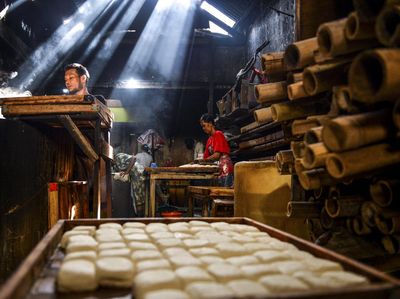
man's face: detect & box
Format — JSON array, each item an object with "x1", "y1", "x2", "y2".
[
  {"x1": 64, "y1": 69, "x2": 85, "y2": 94},
  {"x1": 200, "y1": 120, "x2": 213, "y2": 135}
]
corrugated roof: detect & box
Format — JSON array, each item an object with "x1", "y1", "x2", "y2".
[{"x1": 206, "y1": 0, "x2": 258, "y2": 25}]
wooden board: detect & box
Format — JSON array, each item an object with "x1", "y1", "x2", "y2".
[
  {"x1": 146, "y1": 166, "x2": 219, "y2": 174},
  {"x1": 0, "y1": 217, "x2": 398, "y2": 299}
]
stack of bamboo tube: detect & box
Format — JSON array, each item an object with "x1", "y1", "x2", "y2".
[{"x1": 276, "y1": 0, "x2": 400, "y2": 259}]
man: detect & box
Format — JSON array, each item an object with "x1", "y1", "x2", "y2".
[{"x1": 64, "y1": 63, "x2": 90, "y2": 95}]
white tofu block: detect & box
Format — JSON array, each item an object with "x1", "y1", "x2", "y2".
[
  {"x1": 145, "y1": 223, "x2": 169, "y2": 233},
  {"x1": 136, "y1": 258, "x2": 171, "y2": 272},
  {"x1": 185, "y1": 282, "x2": 235, "y2": 299},
  {"x1": 174, "y1": 232, "x2": 194, "y2": 239},
  {"x1": 150, "y1": 231, "x2": 175, "y2": 240},
  {"x1": 128, "y1": 241, "x2": 157, "y2": 251},
  {"x1": 99, "y1": 222, "x2": 122, "y2": 231},
  {"x1": 198, "y1": 256, "x2": 225, "y2": 265},
  {"x1": 226, "y1": 279, "x2": 269, "y2": 297},
  {"x1": 99, "y1": 248, "x2": 131, "y2": 258},
  {"x1": 226, "y1": 255, "x2": 259, "y2": 266},
  {"x1": 124, "y1": 233, "x2": 151, "y2": 242},
  {"x1": 98, "y1": 242, "x2": 127, "y2": 251},
  {"x1": 207, "y1": 263, "x2": 243, "y2": 282},
  {"x1": 131, "y1": 250, "x2": 163, "y2": 262},
  {"x1": 243, "y1": 242, "x2": 274, "y2": 253},
  {"x1": 144, "y1": 289, "x2": 190, "y2": 299},
  {"x1": 72, "y1": 225, "x2": 96, "y2": 235},
  {"x1": 230, "y1": 224, "x2": 260, "y2": 232},
  {"x1": 123, "y1": 222, "x2": 146, "y2": 229},
  {"x1": 253, "y1": 250, "x2": 291, "y2": 263},
  {"x1": 134, "y1": 270, "x2": 181, "y2": 299},
  {"x1": 169, "y1": 255, "x2": 202, "y2": 268},
  {"x1": 175, "y1": 266, "x2": 214, "y2": 286},
  {"x1": 231, "y1": 235, "x2": 256, "y2": 243},
  {"x1": 271, "y1": 260, "x2": 307, "y2": 275},
  {"x1": 189, "y1": 220, "x2": 210, "y2": 226},
  {"x1": 155, "y1": 238, "x2": 184, "y2": 249},
  {"x1": 63, "y1": 251, "x2": 97, "y2": 262},
  {"x1": 240, "y1": 264, "x2": 280, "y2": 279},
  {"x1": 122, "y1": 228, "x2": 146, "y2": 235},
  {"x1": 183, "y1": 239, "x2": 210, "y2": 248},
  {"x1": 302, "y1": 257, "x2": 343, "y2": 272},
  {"x1": 96, "y1": 257, "x2": 135, "y2": 288},
  {"x1": 244, "y1": 231, "x2": 270, "y2": 238},
  {"x1": 189, "y1": 247, "x2": 220, "y2": 257},
  {"x1": 163, "y1": 247, "x2": 193, "y2": 258},
  {"x1": 57, "y1": 259, "x2": 97, "y2": 292},
  {"x1": 60, "y1": 231, "x2": 91, "y2": 249},
  {"x1": 322, "y1": 271, "x2": 369, "y2": 286},
  {"x1": 96, "y1": 233, "x2": 124, "y2": 243},
  {"x1": 215, "y1": 242, "x2": 248, "y2": 257},
  {"x1": 259, "y1": 274, "x2": 309, "y2": 293},
  {"x1": 66, "y1": 237, "x2": 98, "y2": 254}
]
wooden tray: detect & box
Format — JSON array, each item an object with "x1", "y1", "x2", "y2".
[{"x1": 1, "y1": 217, "x2": 399, "y2": 299}]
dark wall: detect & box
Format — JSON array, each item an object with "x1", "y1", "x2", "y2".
[
  {"x1": 0, "y1": 120, "x2": 56, "y2": 282},
  {"x1": 247, "y1": 0, "x2": 295, "y2": 61}
]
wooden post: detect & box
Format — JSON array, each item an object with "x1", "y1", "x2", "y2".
[
  {"x1": 326, "y1": 143, "x2": 400, "y2": 179},
  {"x1": 349, "y1": 49, "x2": 400, "y2": 102},
  {"x1": 321, "y1": 109, "x2": 394, "y2": 152},
  {"x1": 303, "y1": 60, "x2": 351, "y2": 96},
  {"x1": 284, "y1": 37, "x2": 318, "y2": 70}
]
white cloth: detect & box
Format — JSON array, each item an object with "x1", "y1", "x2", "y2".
[{"x1": 135, "y1": 152, "x2": 153, "y2": 168}]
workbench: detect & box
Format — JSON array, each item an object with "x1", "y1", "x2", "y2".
[
  {"x1": 145, "y1": 166, "x2": 219, "y2": 217},
  {"x1": 1, "y1": 94, "x2": 113, "y2": 219}
]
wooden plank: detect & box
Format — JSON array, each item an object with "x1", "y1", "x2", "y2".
[
  {"x1": 47, "y1": 183, "x2": 59, "y2": 230},
  {"x1": 58, "y1": 115, "x2": 98, "y2": 162},
  {"x1": 0, "y1": 94, "x2": 88, "y2": 105},
  {"x1": 2, "y1": 104, "x2": 100, "y2": 116},
  {"x1": 239, "y1": 130, "x2": 284, "y2": 149}
]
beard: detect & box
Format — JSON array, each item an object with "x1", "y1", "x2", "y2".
[{"x1": 68, "y1": 81, "x2": 84, "y2": 94}]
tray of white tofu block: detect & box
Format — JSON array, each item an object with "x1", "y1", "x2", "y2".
[{"x1": 1, "y1": 217, "x2": 399, "y2": 299}]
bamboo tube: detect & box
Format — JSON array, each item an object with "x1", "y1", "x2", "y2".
[
  {"x1": 349, "y1": 49, "x2": 400, "y2": 102},
  {"x1": 381, "y1": 235, "x2": 400, "y2": 254},
  {"x1": 284, "y1": 37, "x2": 318, "y2": 70},
  {"x1": 240, "y1": 121, "x2": 260, "y2": 134},
  {"x1": 322, "y1": 109, "x2": 394, "y2": 152},
  {"x1": 291, "y1": 142, "x2": 306, "y2": 159},
  {"x1": 255, "y1": 81, "x2": 288, "y2": 104},
  {"x1": 325, "y1": 195, "x2": 364, "y2": 218},
  {"x1": 326, "y1": 143, "x2": 400, "y2": 179},
  {"x1": 376, "y1": 4, "x2": 400, "y2": 47},
  {"x1": 287, "y1": 72, "x2": 303, "y2": 84},
  {"x1": 361, "y1": 201, "x2": 380, "y2": 227},
  {"x1": 370, "y1": 179, "x2": 400, "y2": 207},
  {"x1": 353, "y1": 0, "x2": 386, "y2": 20},
  {"x1": 332, "y1": 85, "x2": 359, "y2": 114},
  {"x1": 345, "y1": 11, "x2": 377, "y2": 40},
  {"x1": 394, "y1": 99, "x2": 400, "y2": 130},
  {"x1": 276, "y1": 150, "x2": 295, "y2": 174},
  {"x1": 304, "y1": 126, "x2": 323, "y2": 145},
  {"x1": 317, "y1": 18, "x2": 379, "y2": 58},
  {"x1": 295, "y1": 160, "x2": 338, "y2": 190},
  {"x1": 314, "y1": 186, "x2": 329, "y2": 200},
  {"x1": 261, "y1": 52, "x2": 285, "y2": 77},
  {"x1": 292, "y1": 119, "x2": 321, "y2": 136},
  {"x1": 286, "y1": 201, "x2": 321, "y2": 218},
  {"x1": 253, "y1": 107, "x2": 272, "y2": 123},
  {"x1": 303, "y1": 60, "x2": 350, "y2": 96},
  {"x1": 352, "y1": 218, "x2": 373, "y2": 235},
  {"x1": 320, "y1": 208, "x2": 345, "y2": 230},
  {"x1": 270, "y1": 98, "x2": 330, "y2": 122},
  {"x1": 375, "y1": 211, "x2": 400, "y2": 234},
  {"x1": 303, "y1": 142, "x2": 330, "y2": 169},
  {"x1": 287, "y1": 81, "x2": 308, "y2": 100}
]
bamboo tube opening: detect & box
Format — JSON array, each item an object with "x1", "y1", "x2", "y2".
[
  {"x1": 370, "y1": 180, "x2": 392, "y2": 207},
  {"x1": 284, "y1": 45, "x2": 300, "y2": 69},
  {"x1": 303, "y1": 147, "x2": 315, "y2": 167},
  {"x1": 335, "y1": 87, "x2": 352, "y2": 110},
  {"x1": 376, "y1": 8, "x2": 400, "y2": 46},
  {"x1": 304, "y1": 128, "x2": 321, "y2": 145},
  {"x1": 317, "y1": 28, "x2": 332, "y2": 56},
  {"x1": 353, "y1": 218, "x2": 372, "y2": 235},
  {"x1": 361, "y1": 201, "x2": 379, "y2": 227},
  {"x1": 375, "y1": 213, "x2": 393, "y2": 234},
  {"x1": 345, "y1": 13, "x2": 359, "y2": 40},
  {"x1": 302, "y1": 70, "x2": 317, "y2": 95},
  {"x1": 326, "y1": 155, "x2": 345, "y2": 178},
  {"x1": 328, "y1": 187, "x2": 340, "y2": 200},
  {"x1": 325, "y1": 199, "x2": 340, "y2": 218},
  {"x1": 353, "y1": 0, "x2": 386, "y2": 19},
  {"x1": 350, "y1": 53, "x2": 384, "y2": 97}
]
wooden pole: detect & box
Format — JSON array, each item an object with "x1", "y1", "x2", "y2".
[
  {"x1": 326, "y1": 143, "x2": 400, "y2": 179},
  {"x1": 303, "y1": 142, "x2": 330, "y2": 169},
  {"x1": 325, "y1": 195, "x2": 365, "y2": 218},
  {"x1": 349, "y1": 49, "x2": 400, "y2": 102},
  {"x1": 304, "y1": 126, "x2": 323, "y2": 145},
  {"x1": 286, "y1": 201, "x2": 322, "y2": 218},
  {"x1": 271, "y1": 98, "x2": 330, "y2": 122},
  {"x1": 253, "y1": 107, "x2": 272, "y2": 123},
  {"x1": 284, "y1": 37, "x2": 318, "y2": 70},
  {"x1": 317, "y1": 18, "x2": 379, "y2": 58},
  {"x1": 303, "y1": 60, "x2": 350, "y2": 96},
  {"x1": 287, "y1": 81, "x2": 308, "y2": 100},
  {"x1": 255, "y1": 81, "x2": 288, "y2": 104},
  {"x1": 370, "y1": 179, "x2": 400, "y2": 207},
  {"x1": 322, "y1": 109, "x2": 394, "y2": 152},
  {"x1": 345, "y1": 11, "x2": 376, "y2": 40},
  {"x1": 376, "y1": 4, "x2": 400, "y2": 47}
]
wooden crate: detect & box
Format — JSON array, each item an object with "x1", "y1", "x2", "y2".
[{"x1": 0, "y1": 218, "x2": 399, "y2": 299}]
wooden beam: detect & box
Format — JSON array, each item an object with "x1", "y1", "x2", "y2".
[{"x1": 58, "y1": 115, "x2": 99, "y2": 162}]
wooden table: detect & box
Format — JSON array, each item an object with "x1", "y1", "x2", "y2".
[
  {"x1": 145, "y1": 167, "x2": 219, "y2": 217},
  {"x1": 186, "y1": 186, "x2": 234, "y2": 217}
]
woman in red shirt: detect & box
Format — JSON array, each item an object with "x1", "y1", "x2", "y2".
[{"x1": 199, "y1": 114, "x2": 234, "y2": 187}]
